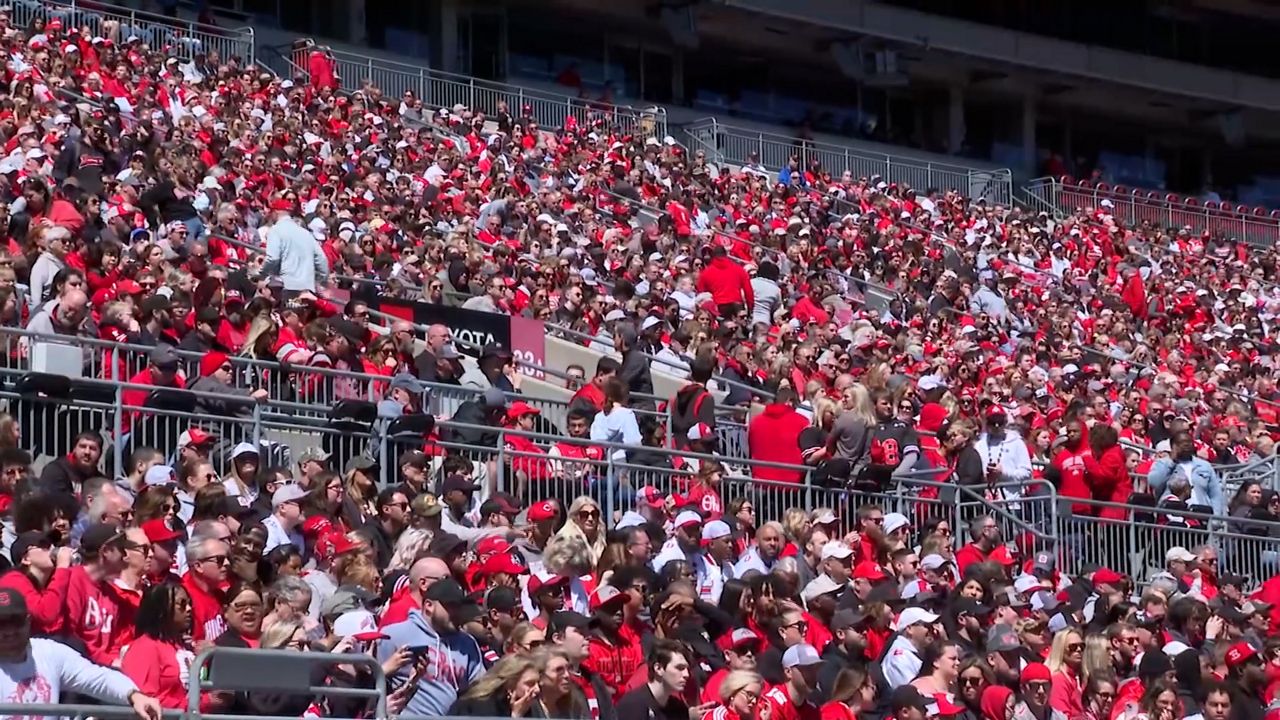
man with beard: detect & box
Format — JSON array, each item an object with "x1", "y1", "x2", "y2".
[
  {"x1": 134, "y1": 295, "x2": 178, "y2": 347},
  {"x1": 1224, "y1": 644, "x2": 1266, "y2": 720},
  {"x1": 986, "y1": 624, "x2": 1025, "y2": 688},
  {"x1": 378, "y1": 579, "x2": 484, "y2": 716},
  {"x1": 652, "y1": 511, "x2": 702, "y2": 572},
  {"x1": 817, "y1": 608, "x2": 887, "y2": 707},
  {"x1": 955, "y1": 515, "x2": 1003, "y2": 577},
  {"x1": 583, "y1": 585, "x2": 644, "y2": 699},
  {"x1": 695, "y1": 521, "x2": 735, "y2": 604},
  {"x1": 1107, "y1": 623, "x2": 1140, "y2": 678},
  {"x1": 1049, "y1": 417, "x2": 1093, "y2": 516},
  {"x1": 734, "y1": 521, "x2": 784, "y2": 576},
  {"x1": 38, "y1": 431, "x2": 103, "y2": 496}
]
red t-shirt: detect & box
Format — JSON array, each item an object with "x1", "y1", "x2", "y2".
[
  {"x1": 182, "y1": 573, "x2": 226, "y2": 643},
  {"x1": 760, "y1": 683, "x2": 821, "y2": 720},
  {"x1": 120, "y1": 635, "x2": 198, "y2": 710},
  {"x1": 66, "y1": 566, "x2": 123, "y2": 666}
]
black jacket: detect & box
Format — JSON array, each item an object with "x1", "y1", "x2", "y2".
[
  {"x1": 442, "y1": 399, "x2": 500, "y2": 448},
  {"x1": 620, "y1": 348, "x2": 654, "y2": 410},
  {"x1": 37, "y1": 456, "x2": 97, "y2": 496},
  {"x1": 616, "y1": 685, "x2": 686, "y2": 720}
]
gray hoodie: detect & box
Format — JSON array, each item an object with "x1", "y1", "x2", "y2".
[{"x1": 377, "y1": 608, "x2": 485, "y2": 716}]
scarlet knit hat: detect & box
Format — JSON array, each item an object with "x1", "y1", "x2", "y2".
[
  {"x1": 200, "y1": 351, "x2": 229, "y2": 377},
  {"x1": 1021, "y1": 663, "x2": 1052, "y2": 684}
]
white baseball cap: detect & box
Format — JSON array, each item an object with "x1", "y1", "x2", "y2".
[
  {"x1": 894, "y1": 607, "x2": 940, "y2": 631},
  {"x1": 801, "y1": 575, "x2": 841, "y2": 603},
  {"x1": 701, "y1": 520, "x2": 731, "y2": 542},
  {"x1": 144, "y1": 465, "x2": 177, "y2": 487},
  {"x1": 882, "y1": 512, "x2": 910, "y2": 536},
  {"x1": 820, "y1": 541, "x2": 854, "y2": 561},
  {"x1": 332, "y1": 610, "x2": 388, "y2": 641},
  {"x1": 782, "y1": 643, "x2": 822, "y2": 668},
  {"x1": 674, "y1": 511, "x2": 703, "y2": 529},
  {"x1": 1165, "y1": 546, "x2": 1196, "y2": 563}
]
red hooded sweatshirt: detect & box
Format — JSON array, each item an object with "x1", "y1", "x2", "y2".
[
  {"x1": 696, "y1": 255, "x2": 754, "y2": 309},
  {"x1": 1084, "y1": 443, "x2": 1131, "y2": 520},
  {"x1": 747, "y1": 403, "x2": 809, "y2": 483},
  {"x1": 0, "y1": 567, "x2": 71, "y2": 635}
]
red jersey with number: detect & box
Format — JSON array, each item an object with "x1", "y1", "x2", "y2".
[
  {"x1": 686, "y1": 482, "x2": 723, "y2": 520},
  {"x1": 66, "y1": 566, "x2": 123, "y2": 666},
  {"x1": 759, "y1": 683, "x2": 821, "y2": 720}
]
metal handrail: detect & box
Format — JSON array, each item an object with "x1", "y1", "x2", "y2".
[
  {"x1": 17, "y1": 0, "x2": 255, "y2": 62},
  {"x1": 1026, "y1": 176, "x2": 1280, "y2": 247},
  {"x1": 686, "y1": 117, "x2": 1014, "y2": 205},
  {"x1": 292, "y1": 40, "x2": 666, "y2": 138}
]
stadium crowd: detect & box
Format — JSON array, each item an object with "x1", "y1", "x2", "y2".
[{"x1": 1, "y1": 6, "x2": 1280, "y2": 720}]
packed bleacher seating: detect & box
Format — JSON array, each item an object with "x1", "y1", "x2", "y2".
[{"x1": 6, "y1": 5, "x2": 1280, "y2": 720}]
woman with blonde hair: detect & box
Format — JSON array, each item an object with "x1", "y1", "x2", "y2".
[
  {"x1": 555, "y1": 495, "x2": 605, "y2": 564},
  {"x1": 506, "y1": 622, "x2": 545, "y2": 655},
  {"x1": 705, "y1": 670, "x2": 764, "y2": 720},
  {"x1": 531, "y1": 646, "x2": 591, "y2": 719},
  {"x1": 1081, "y1": 634, "x2": 1113, "y2": 685},
  {"x1": 781, "y1": 507, "x2": 812, "y2": 556},
  {"x1": 543, "y1": 533, "x2": 592, "y2": 614},
  {"x1": 341, "y1": 460, "x2": 379, "y2": 529},
  {"x1": 1046, "y1": 628, "x2": 1086, "y2": 720},
  {"x1": 386, "y1": 528, "x2": 434, "y2": 574},
  {"x1": 448, "y1": 654, "x2": 541, "y2": 716}
]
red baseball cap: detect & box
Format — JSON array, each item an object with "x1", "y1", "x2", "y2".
[
  {"x1": 480, "y1": 553, "x2": 526, "y2": 578},
  {"x1": 1226, "y1": 642, "x2": 1259, "y2": 669},
  {"x1": 476, "y1": 536, "x2": 512, "y2": 557},
  {"x1": 853, "y1": 561, "x2": 887, "y2": 581},
  {"x1": 635, "y1": 486, "x2": 665, "y2": 508},
  {"x1": 506, "y1": 401, "x2": 540, "y2": 421},
  {"x1": 527, "y1": 500, "x2": 558, "y2": 523},
  {"x1": 716, "y1": 628, "x2": 764, "y2": 653},
  {"x1": 527, "y1": 571, "x2": 568, "y2": 595},
  {"x1": 589, "y1": 585, "x2": 626, "y2": 611},
  {"x1": 1092, "y1": 568, "x2": 1126, "y2": 586},
  {"x1": 140, "y1": 519, "x2": 181, "y2": 543}
]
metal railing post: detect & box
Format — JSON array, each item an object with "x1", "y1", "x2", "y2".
[
  {"x1": 496, "y1": 429, "x2": 506, "y2": 494},
  {"x1": 251, "y1": 402, "x2": 263, "y2": 449},
  {"x1": 112, "y1": 384, "x2": 124, "y2": 478},
  {"x1": 605, "y1": 452, "x2": 616, "y2": 523}
]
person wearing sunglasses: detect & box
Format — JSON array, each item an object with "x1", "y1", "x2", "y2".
[{"x1": 183, "y1": 536, "x2": 232, "y2": 645}]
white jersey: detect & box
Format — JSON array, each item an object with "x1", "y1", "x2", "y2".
[
  {"x1": 882, "y1": 635, "x2": 923, "y2": 689},
  {"x1": 0, "y1": 638, "x2": 137, "y2": 706}
]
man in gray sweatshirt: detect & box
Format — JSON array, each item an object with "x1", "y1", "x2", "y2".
[
  {"x1": 263, "y1": 199, "x2": 330, "y2": 295},
  {"x1": 377, "y1": 578, "x2": 485, "y2": 715}
]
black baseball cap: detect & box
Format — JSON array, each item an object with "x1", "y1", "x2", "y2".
[
  {"x1": 423, "y1": 578, "x2": 469, "y2": 606},
  {"x1": 891, "y1": 686, "x2": 929, "y2": 711},
  {"x1": 80, "y1": 522, "x2": 123, "y2": 556},
  {"x1": 427, "y1": 532, "x2": 465, "y2": 559},
  {"x1": 548, "y1": 610, "x2": 591, "y2": 636},
  {"x1": 831, "y1": 607, "x2": 869, "y2": 631},
  {"x1": 0, "y1": 587, "x2": 28, "y2": 620},
  {"x1": 953, "y1": 598, "x2": 993, "y2": 619},
  {"x1": 484, "y1": 586, "x2": 521, "y2": 613},
  {"x1": 439, "y1": 474, "x2": 479, "y2": 495},
  {"x1": 9, "y1": 531, "x2": 51, "y2": 565}
]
